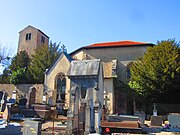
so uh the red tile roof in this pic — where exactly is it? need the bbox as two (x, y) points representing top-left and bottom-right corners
(86, 40), (148, 48)
(70, 40), (154, 55)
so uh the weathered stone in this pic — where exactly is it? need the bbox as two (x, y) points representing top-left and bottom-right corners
(168, 114), (180, 128)
(18, 25), (49, 56)
(150, 116), (163, 127)
(26, 87), (36, 109)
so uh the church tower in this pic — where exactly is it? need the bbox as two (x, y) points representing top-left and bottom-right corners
(17, 25), (49, 56)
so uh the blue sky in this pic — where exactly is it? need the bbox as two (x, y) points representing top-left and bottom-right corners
(0, 0), (180, 56)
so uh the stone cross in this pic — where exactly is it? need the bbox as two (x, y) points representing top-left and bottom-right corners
(104, 96), (109, 108)
(153, 103), (157, 116)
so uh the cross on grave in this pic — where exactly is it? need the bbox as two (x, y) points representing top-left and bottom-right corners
(153, 103), (157, 116)
(104, 96), (110, 108)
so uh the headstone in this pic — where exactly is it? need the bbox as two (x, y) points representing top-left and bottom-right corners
(19, 98), (27, 106)
(26, 87), (36, 109)
(150, 116), (163, 127)
(12, 90), (17, 100)
(23, 120), (42, 135)
(134, 111), (145, 125)
(0, 91), (7, 112)
(168, 114), (180, 128)
(66, 84), (79, 134)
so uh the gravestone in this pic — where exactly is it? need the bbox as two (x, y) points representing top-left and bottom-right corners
(168, 114), (180, 128)
(134, 111), (145, 125)
(150, 116), (163, 127)
(0, 91), (7, 112)
(23, 120), (42, 135)
(66, 84), (79, 134)
(26, 87), (36, 109)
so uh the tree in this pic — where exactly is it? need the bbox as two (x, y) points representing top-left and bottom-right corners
(9, 67), (26, 84)
(0, 51), (30, 84)
(9, 51), (30, 71)
(27, 42), (61, 83)
(129, 39), (180, 103)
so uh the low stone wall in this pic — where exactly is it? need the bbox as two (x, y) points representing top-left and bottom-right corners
(0, 84), (44, 103)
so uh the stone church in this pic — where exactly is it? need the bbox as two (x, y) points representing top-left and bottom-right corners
(69, 41), (154, 114)
(14, 25), (155, 134)
(44, 41), (154, 113)
(17, 25), (154, 115)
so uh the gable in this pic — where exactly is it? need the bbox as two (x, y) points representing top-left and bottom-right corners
(19, 25), (49, 38)
(46, 52), (72, 75)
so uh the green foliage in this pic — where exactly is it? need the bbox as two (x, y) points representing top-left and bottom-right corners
(9, 51), (30, 71)
(130, 39), (180, 103)
(0, 51), (30, 84)
(128, 81), (143, 95)
(27, 42), (60, 83)
(9, 67), (26, 84)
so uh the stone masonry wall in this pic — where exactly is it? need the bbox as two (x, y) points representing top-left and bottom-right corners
(0, 84), (44, 103)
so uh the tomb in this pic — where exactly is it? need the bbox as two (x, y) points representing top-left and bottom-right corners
(66, 59), (104, 134)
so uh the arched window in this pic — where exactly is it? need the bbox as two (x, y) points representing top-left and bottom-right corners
(56, 72), (66, 103)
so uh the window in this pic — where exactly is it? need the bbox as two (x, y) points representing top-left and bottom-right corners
(25, 33), (31, 40)
(41, 36), (45, 43)
(56, 73), (66, 103)
(29, 33), (31, 40)
(26, 34), (28, 40)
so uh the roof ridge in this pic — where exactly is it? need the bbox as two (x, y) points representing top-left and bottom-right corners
(90, 40), (147, 45)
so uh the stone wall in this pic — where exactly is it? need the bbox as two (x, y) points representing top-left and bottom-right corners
(72, 46), (149, 83)
(0, 84), (44, 103)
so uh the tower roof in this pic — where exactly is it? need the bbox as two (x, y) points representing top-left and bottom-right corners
(19, 25), (49, 38)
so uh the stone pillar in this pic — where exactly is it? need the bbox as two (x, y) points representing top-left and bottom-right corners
(66, 109), (74, 135)
(84, 99), (91, 135)
(94, 105), (101, 133)
(66, 96), (75, 134)
(79, 102), (86, 134)
(66, 84), (78, 134)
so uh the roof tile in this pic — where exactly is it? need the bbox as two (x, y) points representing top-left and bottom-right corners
(87, 40), (147, 48)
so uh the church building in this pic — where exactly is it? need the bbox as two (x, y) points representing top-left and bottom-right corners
(44, 40), (154, 115)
